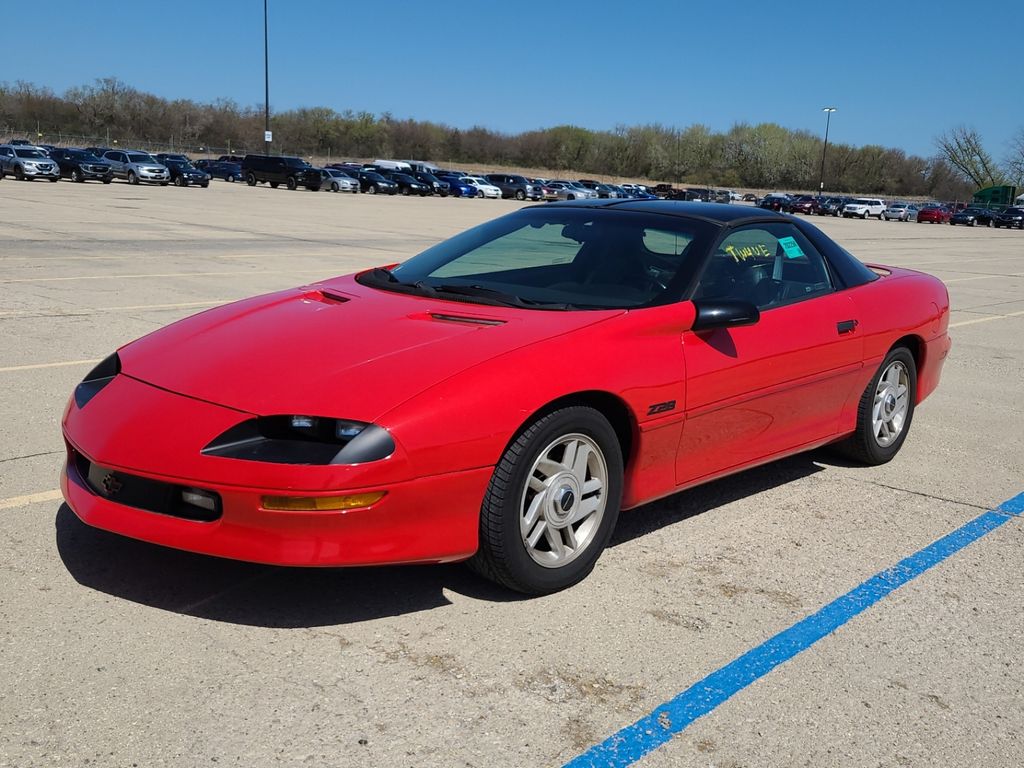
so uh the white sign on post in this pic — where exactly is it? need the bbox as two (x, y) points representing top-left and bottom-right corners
(264, 130), (273, 143)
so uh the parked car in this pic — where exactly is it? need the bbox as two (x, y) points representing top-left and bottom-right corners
(242, 154), (320, 190)
(916, 205), (952, 224)
(460, 176), (502, 199)
(203, 161), (244, 182)
(758, 194), (791, 211)
(437, 174), (477, 198)
(785, 196), (821, 215)
(410, 172), (450, 196)
(48, 148), (114, 183)
(485, 174), (541, 201)
(992, 207), (1024, 229)
(160, 158), (210, 187)
(155, 153), (192, 165)
(319, 168), (359, 193)
(380, 171), (431, 196)
(348, 169), (398, 195)
(102, 150), (169, 185)
(816, 197), (848, 216)
(0, 144), (61, 181)
(549, 180), (599, 200)
(578, 180), (616, 199)
(843, 198), (886, 219)
(883, 203), (918, 221)
(85, 146), (114, 158)
(60, 202), (951, 595)
(218, 154), (245, 163)
(949, 207), (995, 227)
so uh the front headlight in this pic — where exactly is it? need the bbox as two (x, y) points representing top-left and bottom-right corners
(202, 415), (395, 465)
(75, 353), (121, 408)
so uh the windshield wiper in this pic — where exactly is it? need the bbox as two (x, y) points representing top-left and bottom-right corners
(432, 283), (570, 310)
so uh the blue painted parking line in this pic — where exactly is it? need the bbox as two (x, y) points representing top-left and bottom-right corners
(564, 492), (1024, 768)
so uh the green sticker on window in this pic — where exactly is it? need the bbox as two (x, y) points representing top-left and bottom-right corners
(778, 236), (804, 259)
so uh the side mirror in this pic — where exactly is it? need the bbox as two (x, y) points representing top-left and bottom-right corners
(691, 300), (760, 331)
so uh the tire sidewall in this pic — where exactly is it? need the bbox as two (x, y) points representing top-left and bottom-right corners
(482, 407), (623, 594)
(859, 347), (917, 463)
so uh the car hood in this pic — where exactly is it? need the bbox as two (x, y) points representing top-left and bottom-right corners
(118, 273), (622, 421)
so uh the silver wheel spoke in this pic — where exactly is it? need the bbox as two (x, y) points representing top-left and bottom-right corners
(561, 439), (580, 474)
(536, 457), (562, 479)
(582, 477), (603, 495)
(563, 524), (579, 552)
(571, 441), (592, 484)
(526, 518), (548, 549)
(543, 525), (565, 559)
(570, 496), (601, 525)
(521, 494), (544, 536)
(528, 474), (547, 493)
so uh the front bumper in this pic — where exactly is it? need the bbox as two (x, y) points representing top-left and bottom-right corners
(22, 165), (60, 178)
(60, 374), (490, 566)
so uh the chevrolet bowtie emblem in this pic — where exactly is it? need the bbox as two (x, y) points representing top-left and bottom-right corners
(101, 472), (123, 496)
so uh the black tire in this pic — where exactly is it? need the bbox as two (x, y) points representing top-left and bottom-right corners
(477, 189), (485, 198)
(835, 346), (917, 465)
(159, 181), (168, 186)
(173, 176), (184, 187)
(401, 186), (409, 196)
(286, 176), (297, 190)
(228, 174), (237, 183)
(246, 172), (257, 186)
(515, 189), (526, 201)
(128, 171), (138, 185)
(71, 169), (83, 183)
(467, 406), (623, 595)
(102, 178), (111, 184)
(331, 182), (339, 192)
(566, 194), (575, 200)
(201, 183), (209, 188)
(367, 184), (377, 195)
(48, 176), (59, 182)
(16, 166), (26, 181)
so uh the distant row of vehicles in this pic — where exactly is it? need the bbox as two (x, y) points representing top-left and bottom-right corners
(757, 192), (1022, 229)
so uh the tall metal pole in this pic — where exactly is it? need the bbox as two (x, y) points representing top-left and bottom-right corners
(263, 0), (270, 154)
(819, 107), (836, 195)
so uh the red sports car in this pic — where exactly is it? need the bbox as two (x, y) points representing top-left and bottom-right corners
(61, 201), (951, 594)
(917, 205), (952, 224)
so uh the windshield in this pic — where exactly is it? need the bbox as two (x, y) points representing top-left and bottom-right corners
(127, 153), (156, 163)
(360, 208), (716, 310)
(14, 149), (46, 158)
(68, 150), (101, 161)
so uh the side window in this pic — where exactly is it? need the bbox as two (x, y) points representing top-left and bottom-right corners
(693, 224), (833, 310)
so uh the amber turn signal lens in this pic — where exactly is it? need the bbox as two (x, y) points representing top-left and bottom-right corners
(261, 492), (386, 511)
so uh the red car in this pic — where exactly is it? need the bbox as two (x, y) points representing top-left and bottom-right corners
(61, 202), (951, 594)
(917, 205), (952, 224)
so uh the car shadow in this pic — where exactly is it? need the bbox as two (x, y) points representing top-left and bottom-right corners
(55, 450), (837, 628)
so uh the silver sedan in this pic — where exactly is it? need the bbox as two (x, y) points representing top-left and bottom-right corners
(319, 168), (359, 193)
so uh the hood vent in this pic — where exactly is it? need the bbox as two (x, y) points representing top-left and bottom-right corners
(429, 312), (505, 326)
(314, 289), (351, 304)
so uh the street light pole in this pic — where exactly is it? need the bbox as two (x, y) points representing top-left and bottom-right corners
(263, 0), (270, 154)
(819, 107), (836, 195)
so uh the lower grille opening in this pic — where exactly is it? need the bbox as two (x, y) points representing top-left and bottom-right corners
(74, 452), (222, 523)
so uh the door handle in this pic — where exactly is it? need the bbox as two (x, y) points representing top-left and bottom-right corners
(837, 319), (858, 334)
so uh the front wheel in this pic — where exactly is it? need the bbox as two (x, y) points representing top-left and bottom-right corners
(246, 172), (257, 186)
(468, 406), (623, 595)
(836, 347), (917, 465)
(367, 184), (377, 195)
(515, 189), (526, 201)
(71, 169), (83, 183)
(173, 176), (184, 187)
(128, 171), (138, 185)
(286, 176), (297, 190)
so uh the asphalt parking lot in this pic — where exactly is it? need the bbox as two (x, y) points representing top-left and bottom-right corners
(1, 180), (1022, 768)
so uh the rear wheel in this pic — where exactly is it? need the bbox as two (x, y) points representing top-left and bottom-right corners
(468, 406), (623, 595)
(836, 347), (916, 465)
(246, 173), (257, 186)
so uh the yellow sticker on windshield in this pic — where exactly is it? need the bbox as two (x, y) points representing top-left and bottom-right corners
(724, 243), (772, 262)
(778, 236), (804, 259)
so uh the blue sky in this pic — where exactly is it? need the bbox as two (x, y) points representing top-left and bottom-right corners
(5, 0), (1022, 160)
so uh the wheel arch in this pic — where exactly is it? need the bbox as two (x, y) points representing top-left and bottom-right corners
(512, 390), (637, 470)
(889, 334), (925, 399)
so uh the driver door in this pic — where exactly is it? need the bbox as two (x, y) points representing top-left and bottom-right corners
(676, 222), (864, 485)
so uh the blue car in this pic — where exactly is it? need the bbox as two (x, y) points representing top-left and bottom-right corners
(203, 161), (244, 182)
(437, 174), (477, 198)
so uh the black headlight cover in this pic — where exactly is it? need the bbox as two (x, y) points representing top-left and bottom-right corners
(74, 353), (120, 408)
(202, 416), (395, 465)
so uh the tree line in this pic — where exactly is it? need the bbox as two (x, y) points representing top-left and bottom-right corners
(2, 77), (1015, 200)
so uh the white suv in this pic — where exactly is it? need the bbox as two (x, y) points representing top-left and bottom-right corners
(843, 198), (886, 219)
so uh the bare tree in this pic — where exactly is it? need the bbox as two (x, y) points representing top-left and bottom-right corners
(935, 126), (1005, 188)
(1005, 127), (1024, 187)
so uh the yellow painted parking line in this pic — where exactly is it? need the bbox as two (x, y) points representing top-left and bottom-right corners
(0, 359), (100, 373)
(0, 268), (327, 284)
(949, 310), (1024, 328)
(944, 272), (1024, 284)
(0, 489), (63, 510)
(0, 300), (232, 318)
